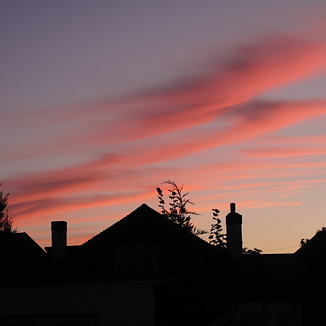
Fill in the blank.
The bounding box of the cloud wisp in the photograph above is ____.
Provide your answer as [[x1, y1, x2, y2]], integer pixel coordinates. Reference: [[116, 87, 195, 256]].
[[3, 33, 326, 161]]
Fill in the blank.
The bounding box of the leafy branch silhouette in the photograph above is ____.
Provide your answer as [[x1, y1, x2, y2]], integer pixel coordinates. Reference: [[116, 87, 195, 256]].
[[157, 179, 207, 236]]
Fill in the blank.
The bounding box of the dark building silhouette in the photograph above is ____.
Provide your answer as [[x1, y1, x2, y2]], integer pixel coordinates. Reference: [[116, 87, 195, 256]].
[[0, 203, 325, 325]]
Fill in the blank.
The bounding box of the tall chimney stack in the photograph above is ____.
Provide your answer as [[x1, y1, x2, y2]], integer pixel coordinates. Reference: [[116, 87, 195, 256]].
[[51, 221, 67, 262], [226, 203, 242, 259]]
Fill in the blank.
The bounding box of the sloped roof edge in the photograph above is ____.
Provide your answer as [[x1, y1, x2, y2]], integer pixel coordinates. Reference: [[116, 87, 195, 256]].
[[81, 203, 212, 249], [82, 204, 161, 246]]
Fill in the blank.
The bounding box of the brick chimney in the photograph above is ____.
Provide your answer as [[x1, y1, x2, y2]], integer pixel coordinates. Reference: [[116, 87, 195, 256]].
[[51, 221, 67, 262], [226, 203, 242, 259]]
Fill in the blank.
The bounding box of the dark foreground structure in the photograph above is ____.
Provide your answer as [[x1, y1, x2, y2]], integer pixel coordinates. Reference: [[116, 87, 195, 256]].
[[0, 203, 325, 325]]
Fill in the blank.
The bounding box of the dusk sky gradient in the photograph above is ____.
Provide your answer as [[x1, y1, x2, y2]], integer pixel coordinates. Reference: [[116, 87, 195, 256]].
[[2, 1, 326, 252]]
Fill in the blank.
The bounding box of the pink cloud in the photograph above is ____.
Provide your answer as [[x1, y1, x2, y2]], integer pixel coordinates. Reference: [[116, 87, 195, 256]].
[[242, 146, 326, 158], [10, 189, 154, 221], [80, 34, 326, 145], [5, 96, 326, 222], [129, 99, 326, 165], [4, 33, 326, 163]]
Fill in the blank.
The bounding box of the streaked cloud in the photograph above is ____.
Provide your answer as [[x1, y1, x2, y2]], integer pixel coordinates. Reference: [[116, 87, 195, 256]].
[[3, 32, 326, 249]]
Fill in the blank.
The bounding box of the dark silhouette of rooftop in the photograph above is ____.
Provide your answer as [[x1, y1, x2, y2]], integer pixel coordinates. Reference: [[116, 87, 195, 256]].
[[0, 232, 47, 286], [1, 202, 326, 325]]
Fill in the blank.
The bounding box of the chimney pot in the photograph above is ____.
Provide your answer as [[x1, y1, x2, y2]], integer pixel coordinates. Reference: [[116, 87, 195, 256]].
[[230, 202, 236, 213]]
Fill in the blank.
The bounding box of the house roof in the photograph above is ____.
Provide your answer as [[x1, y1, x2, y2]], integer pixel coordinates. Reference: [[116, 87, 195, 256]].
[[36, 204, 241, 325], [82, 203, 212, 251], [295, 229, 326, 283], [65, 204, 238, 278], [295, 229, 326, 258], [0, 232, 48, 286], [48, 204, 239, 299], [6, 204, 322, 325]]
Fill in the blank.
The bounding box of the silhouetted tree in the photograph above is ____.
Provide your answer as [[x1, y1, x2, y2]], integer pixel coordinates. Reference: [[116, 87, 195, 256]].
[[300, 238, 309, 247], [156, 180, 207, 235], [208, 209, 262, 253], [0, 184, 17, 233], [242, 247, 262, 255], [300, 226, 326, 248], [208, 208, 227, 249]]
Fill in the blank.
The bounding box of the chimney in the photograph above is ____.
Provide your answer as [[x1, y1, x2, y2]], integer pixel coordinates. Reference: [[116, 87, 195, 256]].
[[226, 203, 242, 259], [51, 221, 67, 262]]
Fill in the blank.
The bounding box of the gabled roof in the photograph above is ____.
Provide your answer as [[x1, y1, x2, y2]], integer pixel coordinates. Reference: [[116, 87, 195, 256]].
[[83, 203, 211, 249], [296, 229, 326, 258], [295, 229, 326, 281], [0, 232, 48, 286], [60, 204, 238, 283], [77, 204, 240, 324]]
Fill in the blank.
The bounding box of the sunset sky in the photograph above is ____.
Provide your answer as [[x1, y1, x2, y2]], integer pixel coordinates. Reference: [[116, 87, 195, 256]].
[[2, 1, 326, 252]]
